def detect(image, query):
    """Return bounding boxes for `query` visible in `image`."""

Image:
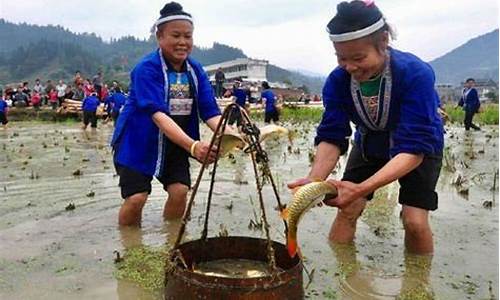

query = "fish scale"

[284,181,338,257]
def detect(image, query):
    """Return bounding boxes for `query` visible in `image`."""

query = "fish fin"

[287,235,298,257]
[310,177,323,182]
[280,208,289,220]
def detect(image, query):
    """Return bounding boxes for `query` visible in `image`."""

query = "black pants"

[83,111,97,128]
[0,112,8,125]
[215,82,223,98]
[342,145,442,210]
[227,106,243,126]
[464,110,480,130]
[264,110,279,123]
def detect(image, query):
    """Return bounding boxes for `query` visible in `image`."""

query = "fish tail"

[287,234,298,257]
[280,207,289,220]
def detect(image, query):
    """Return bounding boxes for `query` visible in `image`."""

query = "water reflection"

[330,242,434,300]
[397,253,434,300]
[115,220,183,300]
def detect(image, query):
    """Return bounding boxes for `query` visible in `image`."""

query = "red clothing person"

[31,92,41,109]
[48,89,58,109]
[100,85,109,102]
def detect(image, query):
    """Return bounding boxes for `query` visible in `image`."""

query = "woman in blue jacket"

[289,0,444,255]
[261,81,279,124]
[82,92,100,129]
[112,2,222,226]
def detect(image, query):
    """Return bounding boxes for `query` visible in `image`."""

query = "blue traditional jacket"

[111,50,221,176]
[262,89,277,113]
[0,99,7,113]
[316,48,444,159]
[82,95,100,112]
[233,88,247,107]
[107,92,127,113]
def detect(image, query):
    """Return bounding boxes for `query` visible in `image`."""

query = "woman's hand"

[323,179,366,209]
[287,177,313,190]
[192,141,218,164]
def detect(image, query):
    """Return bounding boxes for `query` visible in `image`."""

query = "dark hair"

[160,2,191,18]
[262,81,270,89]
[156,2,192,34]
[466,78,475,83]
[327,0,394,50]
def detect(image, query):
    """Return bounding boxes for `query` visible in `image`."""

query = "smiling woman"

[111,2,224,227]
[289,0,445,260]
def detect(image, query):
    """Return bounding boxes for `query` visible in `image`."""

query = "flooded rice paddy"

[0,121,498,300]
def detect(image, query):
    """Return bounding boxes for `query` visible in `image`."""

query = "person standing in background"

[214,67,225,98]
[458,78,481,131]
[74,70,83,86]
[261,81,279,124]
[56,80,67,107]
[31,91,41,110]
[82,92,101,130]
[93,71,103,100]
[0,92,8,129]
[44,80,55,106]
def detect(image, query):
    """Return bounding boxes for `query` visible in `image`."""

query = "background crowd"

[0,70,123,110]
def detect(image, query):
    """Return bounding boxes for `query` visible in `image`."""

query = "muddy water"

[0,121,498,300]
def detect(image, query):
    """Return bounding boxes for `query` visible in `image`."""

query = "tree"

[485,91,498,102]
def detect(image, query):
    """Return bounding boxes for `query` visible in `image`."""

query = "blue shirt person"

[105,88,127,124]
[111,2,223,226]
[288,0,444,259]
[227,81,249,127]
[81,93,100,129]
[261,81,279,124]
[0,97,8,127]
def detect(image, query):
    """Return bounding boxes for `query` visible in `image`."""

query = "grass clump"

[250,107,324,123]
[444,103,498,125]
[114,245,169,291]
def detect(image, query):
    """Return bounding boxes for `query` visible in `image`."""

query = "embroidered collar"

[350,51,392,131]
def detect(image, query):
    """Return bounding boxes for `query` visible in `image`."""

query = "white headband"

[150,15,193,34]
[328,17,385,42]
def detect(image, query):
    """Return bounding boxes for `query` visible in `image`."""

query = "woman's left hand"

[323,179,366,209]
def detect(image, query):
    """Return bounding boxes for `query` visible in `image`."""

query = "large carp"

[281,181,337,257]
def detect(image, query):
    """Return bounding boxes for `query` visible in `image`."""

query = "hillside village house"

[436,79,498,103]
[205,58,269,85]
[204,58,306,101]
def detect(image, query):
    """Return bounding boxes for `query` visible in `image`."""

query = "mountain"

[0,19,324,93]
[429,29,499,85]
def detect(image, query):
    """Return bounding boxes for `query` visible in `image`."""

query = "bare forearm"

[152,112,194,152]
[359,153,424,195]
[206,115,236,135]
[205,115,222,132]
[308,142,341,180]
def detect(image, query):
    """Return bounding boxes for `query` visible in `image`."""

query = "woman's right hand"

[287,177,313,190]
[192,141,218,164]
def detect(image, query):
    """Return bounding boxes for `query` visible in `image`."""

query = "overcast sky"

[1,0,498,75]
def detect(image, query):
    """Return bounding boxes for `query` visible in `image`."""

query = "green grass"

[250,107,324,123]
[7,108,82,122]
[114,245,168,291]
[444,103,498,125]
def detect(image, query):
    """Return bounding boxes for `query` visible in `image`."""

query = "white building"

[204,58,268,83]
